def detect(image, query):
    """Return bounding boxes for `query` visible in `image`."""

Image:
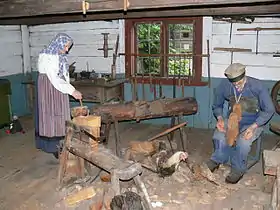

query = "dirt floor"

[0,115,279,210]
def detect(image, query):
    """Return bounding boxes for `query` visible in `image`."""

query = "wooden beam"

[0,0,278,20]
[0,3,279,25]
[128,0,279,10]
[0,0,123,19]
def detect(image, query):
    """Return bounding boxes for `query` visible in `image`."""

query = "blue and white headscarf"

[40,33,73,79]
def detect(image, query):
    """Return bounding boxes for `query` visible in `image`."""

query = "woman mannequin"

[35,33,82,158]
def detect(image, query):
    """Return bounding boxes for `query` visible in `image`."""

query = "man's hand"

[216,116,226,133]
[243,123,258,140]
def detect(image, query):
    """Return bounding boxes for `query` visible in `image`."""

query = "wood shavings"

[65,186,96,206]
[214,188,230,200]
[198,193,212,204]
[191,162,220,186]
[151,201,163,207]
[244,177,257,186]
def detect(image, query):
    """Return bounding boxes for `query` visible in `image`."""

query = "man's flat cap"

[224,63,246,82]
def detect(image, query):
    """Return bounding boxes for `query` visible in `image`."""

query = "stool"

[226,132,263,170]
[247,132,263,169]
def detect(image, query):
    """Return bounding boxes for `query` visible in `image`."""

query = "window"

[125,17,206,86]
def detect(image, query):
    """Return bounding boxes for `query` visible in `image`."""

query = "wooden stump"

[71,106,89,118]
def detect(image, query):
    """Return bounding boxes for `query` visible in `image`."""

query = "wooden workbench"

[70,78,126,103]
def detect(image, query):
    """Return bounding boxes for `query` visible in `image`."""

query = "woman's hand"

[72,90,83,100]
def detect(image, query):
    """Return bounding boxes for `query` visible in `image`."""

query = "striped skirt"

[37,73,70,137]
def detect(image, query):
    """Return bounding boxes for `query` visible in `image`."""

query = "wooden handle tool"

[147,122,187,142]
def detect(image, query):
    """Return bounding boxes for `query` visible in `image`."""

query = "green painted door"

[0,79,12,126]
[0,95,11,125]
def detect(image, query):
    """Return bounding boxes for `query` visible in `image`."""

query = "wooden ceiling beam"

[128,0,279,10]
[0,0,278,19]
[0,3,279,25]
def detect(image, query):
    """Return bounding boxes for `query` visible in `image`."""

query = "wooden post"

[58,126,73,184]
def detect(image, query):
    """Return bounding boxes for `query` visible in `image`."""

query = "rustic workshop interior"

[1,0,280,209]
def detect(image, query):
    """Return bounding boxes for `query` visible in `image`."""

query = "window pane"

[168,23,193,76]
[136,56,160,75]
[136,23,161,75]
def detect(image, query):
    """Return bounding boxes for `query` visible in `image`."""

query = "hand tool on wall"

[172,75,176,99]
[141,72,145,100]
[132,75,137,101]
[237,27,280,55]
[134,75,138,101]
[130,76,134,101]
[159,80,163,98]
[153,74,157,100]
[181,79,185,97]
[98,33,113,58]
[111,34,119,80]
[229,22,233,44]
[207,39,212,129]
[206,39,211,88]
[187,57,191,85]
[213,47,252,64]
[178,65,181,93]
[149,72,153,94]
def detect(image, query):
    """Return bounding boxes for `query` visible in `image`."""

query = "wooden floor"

[0,116,279,210]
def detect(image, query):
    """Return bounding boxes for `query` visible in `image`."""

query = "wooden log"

[91,97,198,121]
[72,115,101,138]
[72,115,101,127]
[263,150,280,176]
[66,120,106,144]
[66,138,142,180]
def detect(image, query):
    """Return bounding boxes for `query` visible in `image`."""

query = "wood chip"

[65,186,96,206]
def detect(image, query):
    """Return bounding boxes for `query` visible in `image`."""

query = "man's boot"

[206,159,220,172]
[225,169,244,184]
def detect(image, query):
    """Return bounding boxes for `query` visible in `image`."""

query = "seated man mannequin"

[207,63,275,184]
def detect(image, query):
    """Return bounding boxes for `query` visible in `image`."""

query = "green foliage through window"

[136,22,194,77]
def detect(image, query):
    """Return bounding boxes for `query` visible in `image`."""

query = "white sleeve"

[38,54,75,95]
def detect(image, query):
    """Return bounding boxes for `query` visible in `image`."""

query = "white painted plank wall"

[202,17,280,81]
[29,20,125,74]
[0,25,23,77]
